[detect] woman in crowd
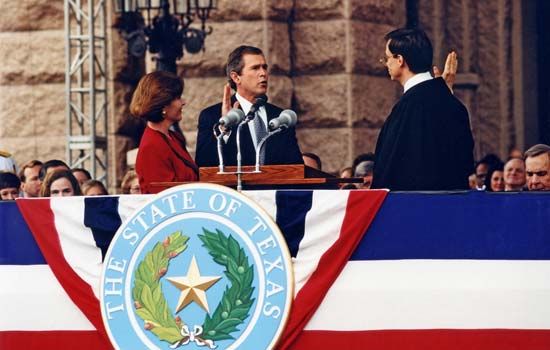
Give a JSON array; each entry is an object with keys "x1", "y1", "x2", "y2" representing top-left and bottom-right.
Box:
[
  {"x1": 40, "y1": 170, "x2": 82, "y2": 197},
  {"x1": 130, "y1": 71, "x2": 198, "y2": 194},
  {"x1": 120, "y1": 169, "x2": 141, "y2": 194},
  {"x1": 484, "y1": 163, "x2": 505, "y2": 192},
  {"x1": 82, "y1": 180, "x2": 108, "y2": 196}
]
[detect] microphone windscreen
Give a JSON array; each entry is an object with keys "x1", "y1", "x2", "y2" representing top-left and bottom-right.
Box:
[
  {"x1": 268, "y1": 109, "x2": 298, "y2": 130},
  {"x1": 279, "y1": 109, "x2": 297, "y2": 127},
  {"x1": 219, "y1": 108, "x2": 245, "y2": 127}
]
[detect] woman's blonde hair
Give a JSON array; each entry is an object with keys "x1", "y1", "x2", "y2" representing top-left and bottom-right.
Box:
[
  {"x1": 130, "y1": 71, "x2": 184, "y2": 123},
  {"x1": 121, "y1": 170, "x2": 138, "y2": 194},
  {"x1": 82, "y1": 179, "x2": 108, "y2": 195}
]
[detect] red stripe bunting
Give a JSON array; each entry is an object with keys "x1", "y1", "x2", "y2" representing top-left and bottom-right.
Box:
[
  {"x1": 289, "y1": 329, "x2": 550, "y2": 350},
  {"x1": 16, "y1": 199, "x2": 112, "y2": 350},
  {"x1": 277, "y1": 190, "x2": 388, "y2": 350},
  {"x1": 0, "y1": 331, "x2": 107, "y2": 350}
]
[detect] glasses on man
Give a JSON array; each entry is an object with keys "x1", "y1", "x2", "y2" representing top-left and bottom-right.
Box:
[{"x1": 379, "y1": 54, "x2": 399, "y2": 65}]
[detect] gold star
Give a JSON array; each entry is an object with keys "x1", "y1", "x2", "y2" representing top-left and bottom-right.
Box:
[{"x1": 166, "y1": 256, "x2": 221, "y2": 314}]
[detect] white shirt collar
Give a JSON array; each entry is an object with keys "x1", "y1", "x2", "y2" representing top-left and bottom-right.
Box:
[
  {"x1": 235, "y1": 93, "x2": 253, "y2": 115},
  {"x1": 234, "y1": 92, "x2": 268, "y2": 148},
  {"x1": 403, "y1": 71, "x2": 433, "y2": 93}
]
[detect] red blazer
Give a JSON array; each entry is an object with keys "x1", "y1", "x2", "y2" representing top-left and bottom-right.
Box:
[{"x1": 136, "y1": 126, "x2": 199, "y2": 194}]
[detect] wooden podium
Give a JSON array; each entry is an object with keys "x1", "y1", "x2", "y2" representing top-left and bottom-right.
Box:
[{"x1": 149, "y1": 164, "x2": 362, "y2": 192}]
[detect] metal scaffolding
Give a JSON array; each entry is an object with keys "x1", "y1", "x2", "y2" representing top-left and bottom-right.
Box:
[{"x1": 64, "y1": 0, "x2": 108, "y2": 183}]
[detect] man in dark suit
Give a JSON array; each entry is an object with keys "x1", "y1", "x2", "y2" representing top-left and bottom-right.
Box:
[
  {"x1": 195, "y1": 46, "x2": 303, "y2": 167},
  {"x1": 372, "y1": 28, "x2": 474, "y2": 191}
]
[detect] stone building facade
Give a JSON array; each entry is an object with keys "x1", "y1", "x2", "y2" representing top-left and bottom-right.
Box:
[{"x1": 0, "y1": 0, "x2": 547, "y2": 190}]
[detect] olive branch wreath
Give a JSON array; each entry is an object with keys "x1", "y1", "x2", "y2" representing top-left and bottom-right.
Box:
[{"x1": 132, "y1": 228, "x2": 255, "y2": 347}]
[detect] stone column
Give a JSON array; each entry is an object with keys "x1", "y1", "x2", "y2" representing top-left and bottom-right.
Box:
[
  {"x1": 293, "y1": 0, "x2": 404, "y2": 173},
  {"x1": 418, "y1": 0, "x2": 515, "y2": 160},
  {"x1": 0, "y1": 1, "x2": 66, "y2": 166}
]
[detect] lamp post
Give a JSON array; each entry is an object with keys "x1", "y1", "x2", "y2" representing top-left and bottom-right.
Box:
[{"x1": 114, "y1": 0, "x2": 217, "y2": 73}]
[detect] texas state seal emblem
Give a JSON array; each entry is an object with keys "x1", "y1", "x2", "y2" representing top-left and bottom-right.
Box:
[{"x1": 100, "y1": 183, "x2": 293, "y2": 350}]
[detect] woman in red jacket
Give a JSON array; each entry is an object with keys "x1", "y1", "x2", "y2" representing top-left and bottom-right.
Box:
[{"x1": 130, "y1": 71, "x2": 199, "y2": 194}]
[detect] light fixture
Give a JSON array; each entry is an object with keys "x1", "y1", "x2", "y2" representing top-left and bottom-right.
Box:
[{"x1": 114, "y1": 0, "x2": 217, "y2": 72}]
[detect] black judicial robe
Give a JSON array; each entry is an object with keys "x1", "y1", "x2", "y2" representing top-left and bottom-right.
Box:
[{"x1": 372, "y1": 77, "x2": 474, "y2": 191}]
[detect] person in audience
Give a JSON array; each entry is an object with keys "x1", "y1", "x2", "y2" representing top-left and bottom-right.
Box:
[
  {"x1": 468, "y1": 173, "x2": 477, "y2": 190},
  {"x1": 354, "y1": 160, "x2": 375, "y2": 189},
  {"x1": 503, "y1": 158, "x2": 526, "y2": 191},
  {"x1": 40, "y1": 170, "x2": 82, "y2": 197},
  {"x1": 0, "y1": 172, "x2": 21, "y2": 200},
  {"x1": 130, "y1": 71, "x2": 199, "y2": 194},
  {"x1": 39, "y1": 159, "x2": 70, "y2": 180},
  {"x1": 508, "y1": 147, "x2": 523, "y2": 160},
  {"x1": 338, "y1": 166, "x2": 354, "y2": 189},
  {"x1": 302, "y1": 152, "x2": 322, "y2": 170},
  {"x1": 475, "y1": 154, "x2": 502, "y2": 190},
  {"x1": 484, "y1": 163, "x2": 505, "y2": 192},
  {"x1": 339, "y1": 166, "x2": 353, "y2": 179},
  {"x1": 82, "y1": 180, "x2": 108, "y2": 196},
  {"x1": 524, "y1": 144, "x2": 550, "y2": 191},
  {"x1": 352, "y1": 153, "x2": 375, "y2": 173},
  {"x1": 121, "y1": 170, "x2": 141, "y2": 194},
  {"x1": 72, "y1": 168, "x2": 92, "y2": 186},
  {"x1": 19, "y1": 160, "x2": 43, "y2": 198}
]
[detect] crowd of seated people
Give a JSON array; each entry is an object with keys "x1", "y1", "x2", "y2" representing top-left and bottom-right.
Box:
[
  {"x1": 0, "y1": 155, "x2": 142, "y2": 201},
  {"x1": 0, "y1": 142, "x2": 549, "y2": 200}
]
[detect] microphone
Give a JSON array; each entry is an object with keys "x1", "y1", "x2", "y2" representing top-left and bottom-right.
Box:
[
  {"x1": 247, "y1": 94, "x2": 268, "y2": 119},
  {"x1": 268, "y1": 109, "x2": 297, "y2": 130},
  {"x1": 219, "y1": 108, "x2": 245, "y2": 128}
]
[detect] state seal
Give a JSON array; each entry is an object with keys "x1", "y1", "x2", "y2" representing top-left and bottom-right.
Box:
[{"x1": 100, "y1": 183, "x2": 293, "y2": 350}]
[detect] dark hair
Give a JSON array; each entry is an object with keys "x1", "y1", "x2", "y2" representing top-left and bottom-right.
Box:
[
  {"x1": 384, "y1": 28, "x2": 433, "y2": 73},
  {"x1": 0, "y1": 172, "x2": 21, "y2": 190},
  {"x1": 130, "y1": 71, "x2": 184, "y2": 123},
  {"x1": 302, "y1": 152, "x2": 322, "y2": 170},
  {"x1": 40, "y1": 159, "x2": 70, "y2": 180},
  {"x1": 72, "y1": 168, "x2": 92, "y2": 181},
  {"x1": 226, "y1": 46, "x2": 264, "y2": 90},
  {"x1": 477, "y1": 153, "x2": 502, "y2": 169},
  {"x1": 19, "y1": 160, "x2": 43, "y2": 182},
  {"x1": 524, "y1": 144, "x2": 550, "y2": 159},
  {"x1": 40, "y1": 169, "x2": 82, "y2": 197},
  {"x1": 484, "y1": 162, "x2": 504, "y2": 191}
]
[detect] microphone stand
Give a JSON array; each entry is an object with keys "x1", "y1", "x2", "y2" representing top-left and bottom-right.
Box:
[
  {"x1": 254, "y1": 127, "x2": 285, "y2": 172},
  {"x1": 213, "y1": 123, "x2": 225, "y2": 173}
]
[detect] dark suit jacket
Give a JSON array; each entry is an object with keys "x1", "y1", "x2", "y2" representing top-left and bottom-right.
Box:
[
  {"x1": 372, "y1": 78, "x2": 474, "y2": 191},
  {"x1": 195, "y1": 98, "x2": 303, "y2": 167}
]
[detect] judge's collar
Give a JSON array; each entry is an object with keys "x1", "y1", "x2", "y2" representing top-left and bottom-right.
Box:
[{"x1": 403, "y1": 71, "x2": 433, "y2": 93}]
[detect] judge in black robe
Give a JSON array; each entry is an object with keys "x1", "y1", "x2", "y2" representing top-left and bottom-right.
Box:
[
  {"x1": 372, "y1": 28, "x2": 474, "y2": 191},
  {"x1": 372, "y1": 78, "x2": 474, "y2": 191}
]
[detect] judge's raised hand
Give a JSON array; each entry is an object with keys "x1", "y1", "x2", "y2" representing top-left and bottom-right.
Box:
[{"x1": 433, "y1": 51, "x2": 458, "y2": 93}]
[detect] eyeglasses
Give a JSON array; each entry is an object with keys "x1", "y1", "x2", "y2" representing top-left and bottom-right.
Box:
[{"x1": 379, "y1": 54, "x2": 399, "y2": 65}]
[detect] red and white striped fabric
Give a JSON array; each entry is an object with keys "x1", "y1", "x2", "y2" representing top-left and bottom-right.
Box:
[{"x1": 2, "y1": 189, "x2": 387, "y2": 350}]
